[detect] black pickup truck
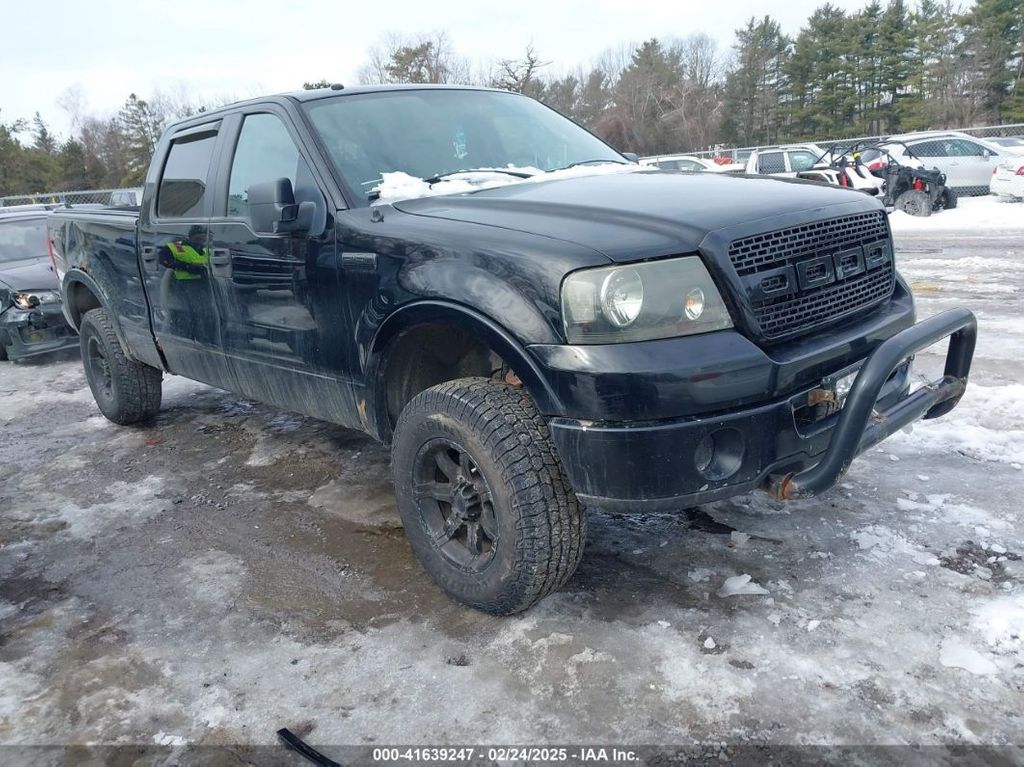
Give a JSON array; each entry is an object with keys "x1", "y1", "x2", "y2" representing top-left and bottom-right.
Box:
[{"x1": 48, "y1": 85, "x2": 977, "y2": 614}]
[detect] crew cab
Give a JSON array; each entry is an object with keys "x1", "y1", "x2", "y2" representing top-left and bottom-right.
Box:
[{"x1": 48, "y1": 85, "x2": 977, "y2": 614}]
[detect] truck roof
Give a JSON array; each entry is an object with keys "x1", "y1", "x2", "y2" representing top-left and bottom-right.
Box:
[{"x1": 166, "y1": 84, "x2": 505, "y2": 132}]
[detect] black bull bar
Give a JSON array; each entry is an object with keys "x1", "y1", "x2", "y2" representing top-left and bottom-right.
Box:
[{"x1": 765, "y1": 308, "x2": 977, "y2": 500}]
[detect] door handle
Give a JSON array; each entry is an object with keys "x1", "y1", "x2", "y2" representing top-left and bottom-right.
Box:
[
  {"x1": 209, "y1": 247, "x2": 232, "y2": 278},
  {"x1": 140, "y1": 245, "x2": 157, "y2": 263}
]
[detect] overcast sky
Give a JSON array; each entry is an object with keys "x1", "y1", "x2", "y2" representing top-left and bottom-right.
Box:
[{"x1": 3, "y1": 0, "x2": 874, "y2": 139}]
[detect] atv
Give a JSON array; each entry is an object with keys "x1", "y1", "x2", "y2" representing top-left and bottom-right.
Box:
[{"x1": 845, "y1": 140, "x2": 956, "y2": 217}]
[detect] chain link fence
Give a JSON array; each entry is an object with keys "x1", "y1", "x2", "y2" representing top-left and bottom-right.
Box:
[
  {"x1": 0, "y1": 188, "x2": 143, "y2": 209},
  {"x1": 692, "y1": 123, "x2": 1024, "y2": 197}
]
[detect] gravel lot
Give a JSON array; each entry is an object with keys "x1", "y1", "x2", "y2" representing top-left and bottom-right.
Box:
[{"x1": 1, "y1": 226, "x2": 1022, "y2": 760}]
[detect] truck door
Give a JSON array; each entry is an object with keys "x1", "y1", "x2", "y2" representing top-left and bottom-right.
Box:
[
  {"x1": 206, "y1": 110, "x2": 361, "y2": 428},
  {"x1": 138, "y1": 122, "x2": 234, "y2": 388}
]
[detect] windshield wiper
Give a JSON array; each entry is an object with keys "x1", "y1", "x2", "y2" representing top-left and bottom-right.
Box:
[
  {"x1": 549, "y1": 159, "x2": 629, "y2": 172},
  {"x1": 423, "y1": 168, "x2": 536, "y2": 184}
]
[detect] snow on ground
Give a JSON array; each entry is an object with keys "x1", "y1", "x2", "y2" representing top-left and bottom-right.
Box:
[
  {"x1": 0, "y1": 233, "x2": 1022, "y2": 753},
  {"x1": 888, "y1": 194, "x2": 1024, "y2": 233}
]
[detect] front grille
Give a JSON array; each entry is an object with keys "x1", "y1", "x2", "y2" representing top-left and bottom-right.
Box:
[
  {"x1": 728, "y1": 211, "x2": 895, "y2": 341},
  {"x1": 755, "y1": 263, "x2": 894, "y2": 338}
]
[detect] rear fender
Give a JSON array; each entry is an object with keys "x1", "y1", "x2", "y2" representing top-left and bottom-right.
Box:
[{"x1": 61, "y1": 269, "x2": 134, "y2": 360}]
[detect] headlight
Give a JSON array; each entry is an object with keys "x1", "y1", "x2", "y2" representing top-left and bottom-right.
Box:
[
  {"x1": 13, "y1": 291, "x2": 60, "y2": 310},
  {"x1": 600, "y1": 269, "x2": 644, "y2": 326},
  {"x1": 561, "y1": 256, "x2": 732, "y2": 344}
]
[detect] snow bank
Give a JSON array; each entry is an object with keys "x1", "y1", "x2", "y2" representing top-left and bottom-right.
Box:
[
  {"x1": 889, "y1": 195, "x2": 1024, "y2": 234},
  {"x1": 888, "y1": 383, "x2": 1024, "y2": 465},
  {"x1": 371, "y1": 163, "x2": 651, "y2": 204}
]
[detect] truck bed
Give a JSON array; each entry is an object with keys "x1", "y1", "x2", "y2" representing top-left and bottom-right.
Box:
[{"x1": 48, "y1": 207, "x2": 161, "y2": 368}]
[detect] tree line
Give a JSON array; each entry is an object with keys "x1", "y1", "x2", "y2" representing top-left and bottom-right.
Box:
[{"x1": 2, "y1": 0, "x2": 1021, "y2": 197}]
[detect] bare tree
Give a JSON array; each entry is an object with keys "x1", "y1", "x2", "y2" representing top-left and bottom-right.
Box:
[
  {"x1": 489, "y1": 44, "x2": 550, "y2": 92},
  {"x1": 678, "y1": 33, "x2": 722, "y2": 90},
  {"x1": 358, "y1": 31, "x2": 473, "y2": 85},
  {"x1": 595, "y1": 42, "x2": 639, "y2": 82}
]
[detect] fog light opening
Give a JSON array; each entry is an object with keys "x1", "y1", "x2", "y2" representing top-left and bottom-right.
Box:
[{"x1": 694, "y1": 428, "x2": 745, "y2": 481}]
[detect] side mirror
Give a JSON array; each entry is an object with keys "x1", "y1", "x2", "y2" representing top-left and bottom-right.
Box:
[
  {"x1": 247, "y1": 178, "x2": 315, "y2": 235},
  {"x1": 622, "y1": 152, "x2": 640, "y2": 163}
]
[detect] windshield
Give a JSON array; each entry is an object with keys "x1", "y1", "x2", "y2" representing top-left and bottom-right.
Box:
[
  {"x1": 303, "y1": 89, "x2": 624, "y2": 199},
  {"x1": 0, "y1": 217, "x2": 48, "y2": 263}
]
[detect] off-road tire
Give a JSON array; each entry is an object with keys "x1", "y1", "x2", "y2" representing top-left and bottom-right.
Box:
[
  {"x1": 391, "y1": 377, "x2": 586, "y2": 614},
  {"x1": 80, "y1": 308, "x2": 162, "y2": 425},
  {"x1": 934, "y1": 188, "x2": 958, "y2": 211},
  {"x1": 895, "y1": 190, "x2": 932, "y2": 217}
]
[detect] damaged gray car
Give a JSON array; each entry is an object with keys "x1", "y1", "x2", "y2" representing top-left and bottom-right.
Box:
[{"x1": 0, "y1": 206, "x2": 77, "y2": 361}]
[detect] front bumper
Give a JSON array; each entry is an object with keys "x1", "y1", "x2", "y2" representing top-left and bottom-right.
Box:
[
  {"x1": 0, "y1": 303, "x2": 78, "y2": 361},
  {"x1": 548, "y1": 309, "x2": 976, "y2": 511}
]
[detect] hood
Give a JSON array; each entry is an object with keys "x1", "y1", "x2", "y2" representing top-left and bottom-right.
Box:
[
  {"x1": 392, "y1": 171, "x2": 883, "y2": 263},
  {"x1": 0, "y1": 257, "x2": 58, "y2": 291}
]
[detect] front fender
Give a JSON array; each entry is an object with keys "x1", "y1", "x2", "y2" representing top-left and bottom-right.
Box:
[
  {"x1": 398, "y1": 259, "x2": 562, "y2": 344},
  {"x1": 364, "y1": 300, "x2": 566, "y2": 441}
]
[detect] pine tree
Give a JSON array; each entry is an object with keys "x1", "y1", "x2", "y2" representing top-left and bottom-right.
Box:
[
  {"x1": 57, "y1": 139, "x2": 105, "y2": 190},
  {"x1": 0, "y1": 112, "x2": 28, "y2": 196},
  {"x1": 32, "y1": 112, "x2": 57, "y2": 155},
  {"x1": 875, "y1": 0, "x2": 914, "y2": 133},
  {"x1": 117, "y1": 94, "x2": 163, "y2": 185},
  {"x1": 723, "y1": 17, "x2": 789, "y2": 146},
  {"x1": 608, "y1": 39, "x2": 690, "y2": 153},
  {"x1": 785, "y1": 5, "x2": 856, "y2": 139},
  {"x1": 958, "y1": 0, "x2": 1024, "y2": 121}
]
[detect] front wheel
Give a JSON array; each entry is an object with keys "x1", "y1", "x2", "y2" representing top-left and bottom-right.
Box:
[
  {"x1": 391, "y1": 378, "x2": 585, "y2": 614},
  {"x1": 80, "y1": 308, "x2": 162, "y2": 425}
]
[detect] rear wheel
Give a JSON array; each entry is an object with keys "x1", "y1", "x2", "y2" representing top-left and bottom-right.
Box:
[
  {"x1": 934, "y1": 187, "x2": 958, "y2": 211},
  {"x1": 80, "y1": 308, "x2": 162, "y2": 425},
  {"x1": 391, "y1": 378, "x2": 585, "y2": 614},
  {"x1": 895, "y1": 190, "x2": 932, "y2": 217}
]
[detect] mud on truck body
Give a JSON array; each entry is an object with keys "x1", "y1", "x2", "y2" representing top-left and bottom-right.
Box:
[{"x1": 48, "y1": 85, "x2": 977, "y2": 614}]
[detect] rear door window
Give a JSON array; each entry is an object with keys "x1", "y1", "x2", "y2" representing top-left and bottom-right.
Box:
[
  {"x1": 758, "y1": 152, "x2": 786, "y2": 174},
  {"x1": 157, "y1": 130, "x2": 218, "y2": 218},
  {"x1": 909, "y1": 140, "x2": 945, "y2": 158}
]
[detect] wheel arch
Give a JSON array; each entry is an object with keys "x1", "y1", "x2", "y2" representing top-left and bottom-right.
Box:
[
  {"x1": 365, "y1": 300, "x2": 564, "y2": 443},
  {"x1": 61, "y1": 270, "x2": 133, "y2": 357}
]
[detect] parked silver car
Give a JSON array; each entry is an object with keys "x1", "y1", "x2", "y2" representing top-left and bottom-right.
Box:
[{"x1": 876, "y1": 132, "x2": 1024, "y2": 194}]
